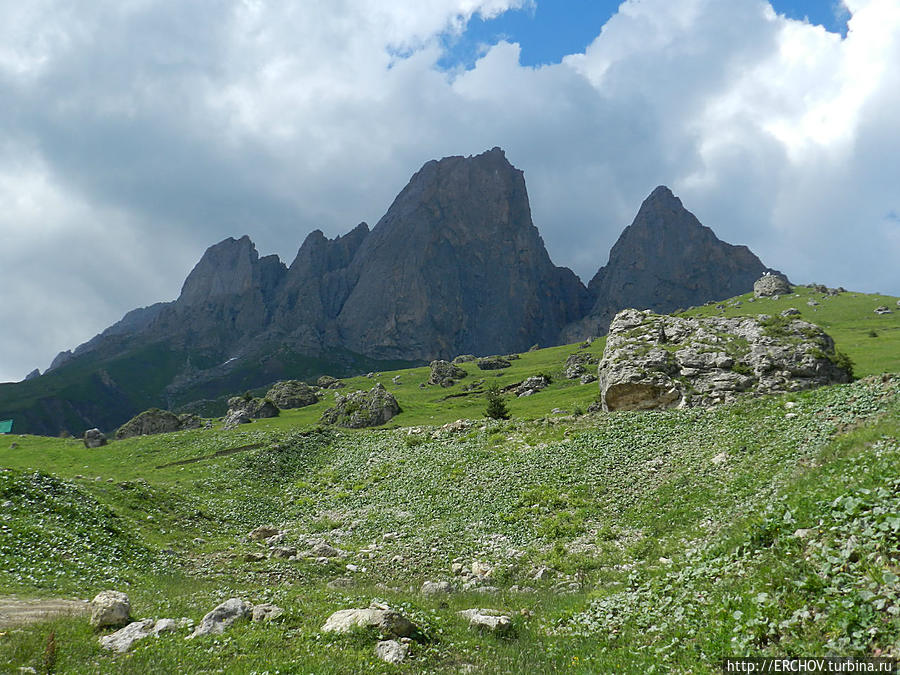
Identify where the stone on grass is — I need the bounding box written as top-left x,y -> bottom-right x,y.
223,409 -> 252,430
90,590 -> 131,628
188,598 -> 251,639
320,383 -> 401,428
457,608 -> 512,633
754,273 -> 792,297
265,380 -> 319,409
421,581 -> 454,595
428,360 -> 467,387
321,605 -> 417,638
376,639 -> 409,664
98,619 -> 154,653
83,428 -> 107,448
476,356 -> 511,371
251,603 -> 284,623
248,525 -> 281,541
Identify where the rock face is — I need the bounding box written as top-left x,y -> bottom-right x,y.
597,309 -> 852,411
566,186 -> 774,340
320,384 -> 401,428
754,272 -> 792,297
428,360 -> 467,387
265,381 -> 318,409
90,591 -> 131,628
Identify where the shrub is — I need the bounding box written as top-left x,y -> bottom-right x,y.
484,384 -> 511,420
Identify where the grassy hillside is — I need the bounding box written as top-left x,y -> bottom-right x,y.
1,288 -> 899,673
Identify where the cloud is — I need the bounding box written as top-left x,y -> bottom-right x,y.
0,0 -> 898,382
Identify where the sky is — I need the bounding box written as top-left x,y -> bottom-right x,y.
1,0 -> 898,383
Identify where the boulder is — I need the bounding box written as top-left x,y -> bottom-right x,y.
597,309 -> 852,411
753,272 -> 792,297
875,306 -> 893,315
564,352 -> 597,379
90,590 -> 131,628
83,428 -> 108,449
515,375 -> 550,397
375,639 -> 409,664
476,356 -> 511,371
321,604 -> 417,638
98,618 -> 176,653
265,381 -> 319,409
319,384 -> 401,428
421,581 -> 454,595
452,354 -> 476,364
248,526 -> 281,541
457,608 -> 512,633
226,397 -> 280,419
115,409 -> 183,440
223,409 -> 252,429
428,360 -> 467,387
317,375 -> 345,389
251,603 -> 284,623
188,598 -> 251,638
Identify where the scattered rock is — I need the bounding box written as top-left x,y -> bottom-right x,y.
597,309 -> 852,411
321,604 -> 418,638
90,590 -> 131,628
265,381 -> 319,409
807,300 -> 820,307
83,428 -> 108,448
471,561 -> 493,579
188,598 -> 251,639
327,578 -> 354,589
476,356 -> 511,371
421,581 -> 454,595
244,552 -> 266,562
875,306 -> 893,315
251,603 -> 284,623
428,360 -> 467,387
515,375 -> 550,397
780,307 -> 801,317
579,373 -> 597,385
248,526 -> 281,541
317,375 -> 345,389
753,272 -> 792,297
270,546 -> 297,559
457,608 -> 511,633
375,639 -> 409,664
320,384 -> 401,428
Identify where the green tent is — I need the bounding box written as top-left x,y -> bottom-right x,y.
0,419 -> 12,434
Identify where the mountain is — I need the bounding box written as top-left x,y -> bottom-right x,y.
561,185 -> 774,340
2,150 -> 775,435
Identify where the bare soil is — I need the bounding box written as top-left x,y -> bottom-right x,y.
0,596 -> 90,629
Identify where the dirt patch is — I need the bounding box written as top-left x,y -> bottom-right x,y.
0,596 -> 90,629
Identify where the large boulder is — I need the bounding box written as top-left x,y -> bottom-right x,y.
319,384 -> 401,428
317,375 -> 345,389
428,360 -> 467,387
516,375 -> 550,397
265,381 -> 319,409
226,397 -> 280,419
83,428 -> 108,448
753,272 -> 792,297
116,409 -> 184,439
99,618 -> 176,653
597,309 -> 852,411
90,590 -> 131,628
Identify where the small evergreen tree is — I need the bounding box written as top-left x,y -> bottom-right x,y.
484,384 -> 510,420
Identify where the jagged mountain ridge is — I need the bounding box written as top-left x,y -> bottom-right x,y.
4,147 -> 776,435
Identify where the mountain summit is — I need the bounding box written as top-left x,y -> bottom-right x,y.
1,151 -> 777,434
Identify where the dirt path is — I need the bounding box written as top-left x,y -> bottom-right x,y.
0,596 -> 90,629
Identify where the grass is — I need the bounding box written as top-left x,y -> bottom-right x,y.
1,288 -> 899,672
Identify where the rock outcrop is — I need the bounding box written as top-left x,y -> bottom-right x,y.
116,409 -> 200,440
320,384 -> 401,428
264,381 -> 318,409
226,397 -> 279,419
754,272 -> 792,297
597,309 -> 852,411
428,360 -> 467,387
